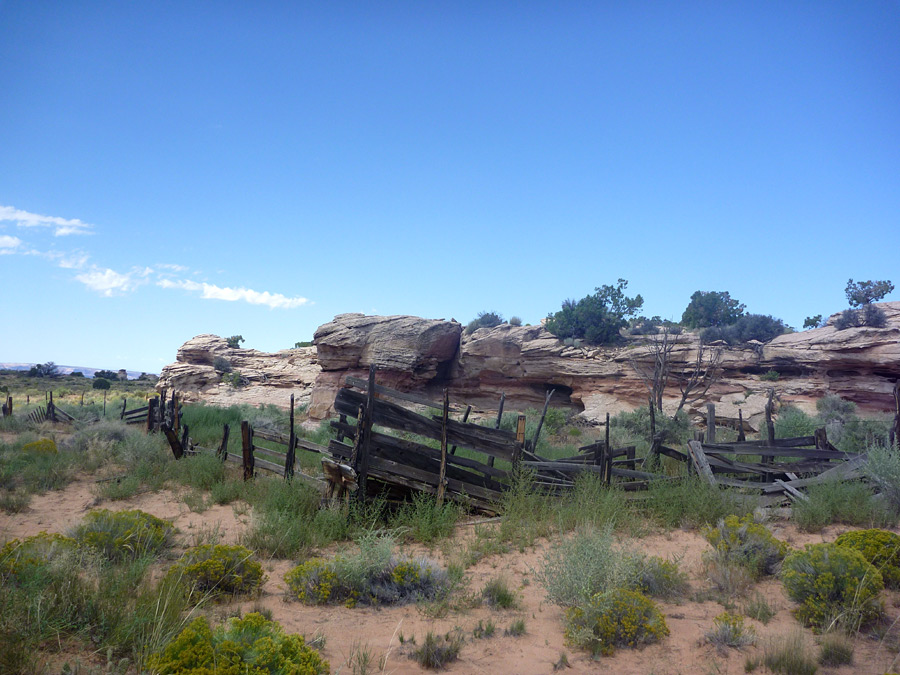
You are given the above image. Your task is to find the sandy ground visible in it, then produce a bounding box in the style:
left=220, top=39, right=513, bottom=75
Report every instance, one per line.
left=4, top=478, right=900, bottom=675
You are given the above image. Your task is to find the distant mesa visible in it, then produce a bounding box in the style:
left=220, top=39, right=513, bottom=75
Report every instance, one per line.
left=0, top=363, right=155, bottom=380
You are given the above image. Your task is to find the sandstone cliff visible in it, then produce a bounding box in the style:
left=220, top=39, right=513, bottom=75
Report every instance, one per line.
left=158, top=302, right=900, bottom=430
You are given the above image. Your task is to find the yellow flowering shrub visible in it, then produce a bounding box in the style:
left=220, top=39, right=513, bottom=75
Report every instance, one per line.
left=166, top=544, right=265, bottom=600
left=703, top=514, right=789, bottom=577
left=21, top=438, right=57, bottom=454
left=835, top=529, right=900, bottom=589
left=782, top=542, right=883, bottom=631
left=71, top=509, right=174, bottom=562
left=0, top=532, right=77, bottom=581
left=284, top=558, right=339, bottom=605
left=148, top=612, right=329, bottom=675
left=564, top=588, right=669, bottom=656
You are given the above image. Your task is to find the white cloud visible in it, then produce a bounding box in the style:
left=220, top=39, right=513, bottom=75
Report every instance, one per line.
left=0, top=204, right=94, bottom=236
left=0, top=235, right=22, bottom=251
left=158, top=278, right=309, bottom=309
left=75, top=267, right=146, bottom=296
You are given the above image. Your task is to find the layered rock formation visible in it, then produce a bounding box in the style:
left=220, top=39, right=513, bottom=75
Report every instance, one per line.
left=157, top=334, right=320, bottom=409
left=159, top=303, right=900, bottom=430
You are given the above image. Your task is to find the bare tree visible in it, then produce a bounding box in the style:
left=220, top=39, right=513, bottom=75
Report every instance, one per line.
left=629, top=330, right=723, bottom=443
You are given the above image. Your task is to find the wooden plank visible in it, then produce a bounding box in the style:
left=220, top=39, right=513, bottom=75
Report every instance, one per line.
left=437, top=388, right=449, bottom=505
left=162, top=424, right=184, bottom=459
left=252, top=445, right=286, bottom=462
left=658, top=445, right=689, bottom=462
left=336, top=387, right=521, bottom=462
left=702, top=444, right=857, bottom=459
left=366, top=428, right=509, bottom=482
left=761, top=455, right=868, bottom=492
left=253, top=429, right=290, bottom=445
left=344, top=375, right=463, bottom=412
left=687, top=440, right=718, bottom=486
left=328, top=436, right=507, bottom=492
left=775, top=479, right=810, bottom=502
left=224, top=451, right=323, bottom=488
left=449, top=405, right=472, bottom=456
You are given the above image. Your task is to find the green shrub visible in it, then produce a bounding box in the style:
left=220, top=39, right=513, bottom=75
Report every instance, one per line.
left=681, top=290, right=745, bottom=329
left=834, top=529, right=900, bottom=589
left=71, top=509, right=174, bottom=562
left=643, top=477, right=749, bottom=529
left=545, top=279, right=643, bottom=345
left=702, top=514, right=788, bottom=577
left=212, top=356, right=232, bottom=372
left=792, top=479, right=894, bottom=532
left=865, top=443, right=900, bottom=512
left=166, top=544, right=265, bottom=600
left=635, top=555, right=690, bottom=600
left=705, top=612, right=756, bottom=651
left=817, top=631, right=854, bottom=667
left=762, top=631, right=818, bottom=675
left=537, top=527, right=637, bottom=607
left=504, top=618, right=526, bottom=636
left=481, top=576, right=517, bottom=608
left=465, top=311, right=504, bottom=334
left=761, top=370, right=780, bottom=381
left=611, top=406, right=691, bottom=445
left=701, top=314, right=787, bottom=345
left=389, top=492, right=460, bottom=544
left=409, top=629, right=464, bottom=669
left=774, top=405, right=820, bottom=439
left=782, top=543, right=883, bottom=631
left=148, top=612, right=329, bottom=675
left=92, top=377, right=111, bottom=390
left=564, top=588, right=669, bottom=656
left=744, top=591, right=776, bottom=624
left=284, top=533, right=449, bottom=607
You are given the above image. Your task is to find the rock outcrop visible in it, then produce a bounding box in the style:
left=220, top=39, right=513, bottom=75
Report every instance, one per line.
left=157, top=334, right=320, bottom=409
left=159, top=303, right=900, bottom=430
left=308, top=314, right=462, bottom=418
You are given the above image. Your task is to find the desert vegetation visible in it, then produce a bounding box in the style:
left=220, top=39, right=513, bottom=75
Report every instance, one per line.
left=3, top=365, right=900, bottom=672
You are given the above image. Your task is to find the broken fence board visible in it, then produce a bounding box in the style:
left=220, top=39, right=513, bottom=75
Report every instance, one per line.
left=687, top=441, right=718, bottom=486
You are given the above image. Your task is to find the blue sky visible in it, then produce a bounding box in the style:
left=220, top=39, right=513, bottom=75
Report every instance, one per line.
left=1, top=2, right=898, bottom=374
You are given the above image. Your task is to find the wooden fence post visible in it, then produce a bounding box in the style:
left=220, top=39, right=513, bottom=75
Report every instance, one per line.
left=531, top=389, right=555, bottom=453
left=737, top=409, right=746, bottom=442
left=605, top=412, right=611, bottom=483
left=706, top=403, right=716, bottom=443
left=514, top=414, right=526, bottom=470
left=488, top=393, right=505, bottom=468
left=121, top=398, right=127, bottom=419
left=891, top=381, right=900, bottom=449
left=241, top=421, right=254, bottom=480
left=285, top=394, right=296, bottom=480
left=217, top=424, right=230, bottom=462
left=103, top=390, right=107, bottom=417
left=147, top=397, right=158, bottom=432
left=437, top=389, right=449, bottom=505
left=764, top=388, right=775, bottom=482
left=355, top=365, right=376, bottom=502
